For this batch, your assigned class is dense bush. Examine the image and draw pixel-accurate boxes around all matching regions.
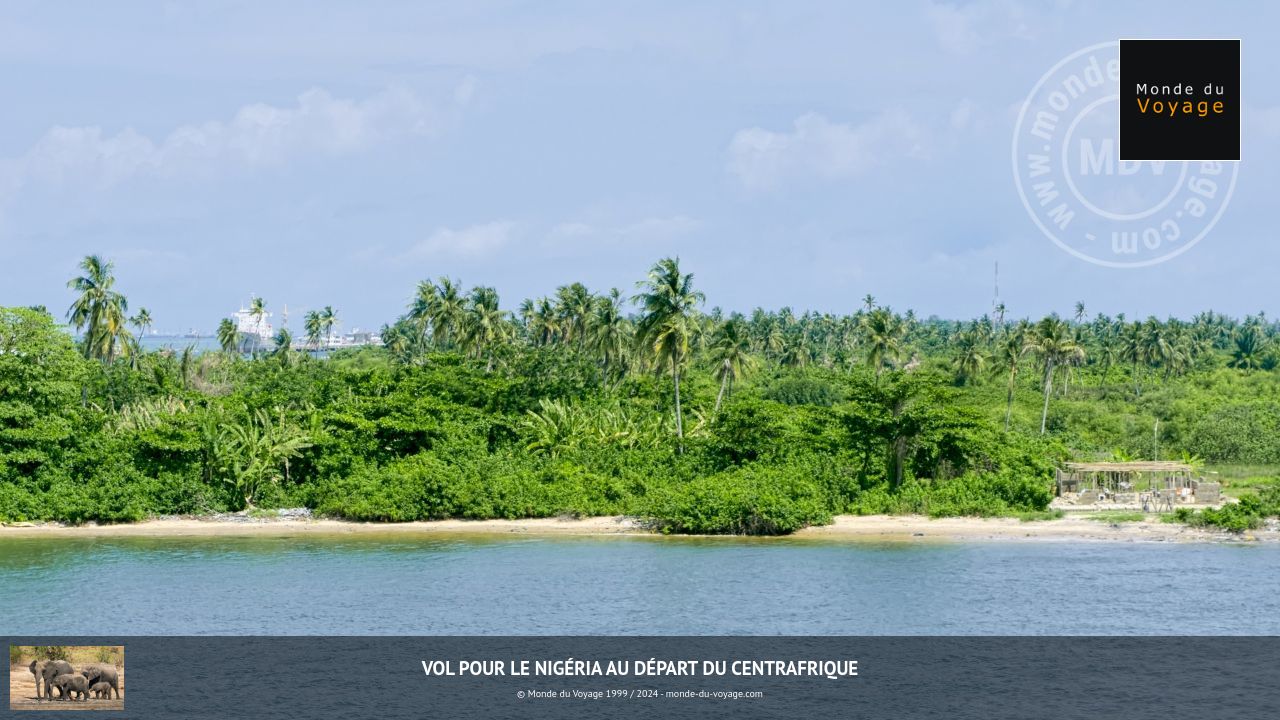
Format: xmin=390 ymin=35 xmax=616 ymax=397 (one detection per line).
xmin=315 ymin=454 xmax=458 ymax=521
xmin=645 ymin=464 xmax=833 ymax=535
xmin=314 ymin=452 xmax=631 ymax=522
xmin=762 ymin=375 xmax=847 ymax=407
xmin=874 ymin=471 xmax=1055 ymax=518
xmin=0 ymin=308 xmax=87 ymax=477
xmin=1183 ymin=404 xmax=1280 ymax=464
xmin=1173 ymin=486 xmax=1280 ymax=532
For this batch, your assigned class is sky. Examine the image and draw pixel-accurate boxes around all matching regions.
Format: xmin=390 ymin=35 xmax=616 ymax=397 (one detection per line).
xmin=1 ymin=0 xmax=1277 ymax=334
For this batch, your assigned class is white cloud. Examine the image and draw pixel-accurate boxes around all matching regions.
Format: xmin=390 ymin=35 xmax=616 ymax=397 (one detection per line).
xmin=927 ymin=3 xmax=983 ymax=55
xmin=1247 ymin=105 xmax=1280 ymax=140
xmin=548 ymin=214 xmax=699 ymax=244
xmin=949 ymin=98 xmax=978 ymax=131
xmin=4 ymin=86 xmax=442 ymax=193
xmin=726 ymin=111 xmax=926 ymax=191
xmin=926 ymin=1 xmax=1043 ymax=55
xmin=406 ymin=221 xmax=516 ymax=260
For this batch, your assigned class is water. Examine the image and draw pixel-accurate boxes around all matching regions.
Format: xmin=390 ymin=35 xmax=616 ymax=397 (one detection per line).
xmin=137 ymin=335 xmax=221 ymax=353
xmin=2 ymin=535 xmax=1277 ymax=635
xmin=136 ymin=336 xmax=341 ymax=357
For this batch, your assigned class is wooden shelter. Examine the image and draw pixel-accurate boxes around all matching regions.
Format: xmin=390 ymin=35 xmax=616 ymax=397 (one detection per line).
xmin=1056 ymin=461 xmax=1203 ymax=505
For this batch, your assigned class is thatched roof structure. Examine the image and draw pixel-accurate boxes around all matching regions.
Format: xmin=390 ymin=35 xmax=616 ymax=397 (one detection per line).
xmin=1063 ymin=461 xmax=1192 ymax=473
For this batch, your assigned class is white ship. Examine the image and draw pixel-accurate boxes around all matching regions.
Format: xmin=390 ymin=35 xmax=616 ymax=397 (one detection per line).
xmin=289 ymin=328 xmax=383 ymax=351
xmin=233 ymin=300 xmax=273 ymax=348
xmin=228 ymin=298 xmax=382 ymax=351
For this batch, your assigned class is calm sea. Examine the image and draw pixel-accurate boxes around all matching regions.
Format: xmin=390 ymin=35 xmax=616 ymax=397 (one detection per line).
xmin=1 ymin=535 xmax=1277 ymax=635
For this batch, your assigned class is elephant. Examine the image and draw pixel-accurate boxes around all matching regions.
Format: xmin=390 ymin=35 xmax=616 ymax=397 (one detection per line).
xmin=90 ymin=681 xmax=113 ymax=699
xmin=37 ymin=660 xmax=74 ymax=701
xmin=52 ymin=673 xmax=89 ymax=701
xmin=81 ymin=664 xmax=122 ymax=700
xmin=28 ymin=661 xmax=43 ymax=701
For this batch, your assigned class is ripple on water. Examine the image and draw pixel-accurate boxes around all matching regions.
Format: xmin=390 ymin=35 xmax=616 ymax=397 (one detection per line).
xmin=1 ymin=536 xmax=1277 ymax=635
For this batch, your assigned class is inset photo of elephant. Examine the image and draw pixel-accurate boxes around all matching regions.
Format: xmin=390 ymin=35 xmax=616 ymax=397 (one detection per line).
xmin=8 ymin=645 xmax=124 ymax=711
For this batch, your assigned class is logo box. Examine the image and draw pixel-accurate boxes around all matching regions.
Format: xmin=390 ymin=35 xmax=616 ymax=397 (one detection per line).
xmin=1119 ymin=39 xmax=1240 ymax=161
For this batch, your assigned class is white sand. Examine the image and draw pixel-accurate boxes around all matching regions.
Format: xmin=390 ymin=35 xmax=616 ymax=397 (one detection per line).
xmin=1 ymin=513 xmax=1273 ymax=542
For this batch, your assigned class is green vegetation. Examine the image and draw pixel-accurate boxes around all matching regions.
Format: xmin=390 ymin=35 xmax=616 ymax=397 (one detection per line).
xmin=1010 ymin=510 xmax=1064 ymax=522
xmin=1205 ymin=467 xmax=1280 ymax=499
xmin=4 ymin=255 xmax=1280 ymax=534
xmin=1171 ymin=488 xmax=1280 ymax=533
xmin=11 ymin=646 xmax=124 ymax=665
xmin=1085 ymin=511 xmax=1149 ymax=523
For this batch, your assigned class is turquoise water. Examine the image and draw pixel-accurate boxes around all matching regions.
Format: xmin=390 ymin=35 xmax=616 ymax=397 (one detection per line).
xmin=1 ymin=535 xmax=1277 ymax=635
xmin=137 ymin=336 xmax=222 ymax=353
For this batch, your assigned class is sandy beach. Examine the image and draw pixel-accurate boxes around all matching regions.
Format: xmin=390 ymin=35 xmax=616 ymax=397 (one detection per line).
xmin=1 ymin=513 xmax=1274 ymax=543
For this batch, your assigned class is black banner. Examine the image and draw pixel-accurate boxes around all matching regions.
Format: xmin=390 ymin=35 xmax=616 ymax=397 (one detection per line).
xmin=6 ymin=637 xmax=1279 ymax=719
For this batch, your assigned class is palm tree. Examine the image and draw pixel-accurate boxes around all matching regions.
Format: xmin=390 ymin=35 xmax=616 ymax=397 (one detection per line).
xmin=248 ymin=297 xmax=267 ymax=353
xmin=555 ymin=282 xmax=595 ymax=346
xmin=997 ymin=322 xmax=1028 ymax=430
xmin=66 ymin=254 xmax=132 ymax=362
xmin=271 ymin=328 xmax=296 ymax=366
xmin=1228 ymin=324 xmax=1270 ymax=370
xmin=525 ymin=297 xmax=559 ymax=346
xmin=431 ymin=278 xmax=466 ymax=348
xmin=408 ymin=279 xmax=437 ymax=345
xmin=320 ymin=306 xmax=338 ymax=348
xmin=1094 ymin=320 xmax=1120 ymax=388
xmin=303 ymin=310 xmax=324 ymax=351
xmin=462 ymin=286 xmax=511 ymax=370
xmin=380 ymin=323 xmax=411 ymax=358
xmin=1119 ymin=321 xmax=1149 ymax=395
xmin=1059 ymin=326 xmax=1087 ymax=395
xmin=952 ymin=329 xmax=988 ymax=385
xmin=633 ymin=257 xmax=704 ymax=447
xmin=217 ymin=318 xmax=240 ymax=354
xmin=763 ymin=322 xmax=785 ymax=359
xmin=859 ymin=307 xmax=906 ymax=382
xmin=130 ymin=307 xmax=153 ymax=337
xmin=1073 ymin=301 xmax=1087 ymax=324
xmin=1025 ymin=316 xmax=1084 ymax=434
xmin=1140 ymin=317 xmax=1173 ymax=380
xmin=125 ymin=336 xmax=145 ymax=371
xmin=779 ymin=338 xmax=810 ymax=368
xmin=709 ymin=318 xmax=756 ymax=413
xmin=588 ymin=289 xmax=629 ymax=379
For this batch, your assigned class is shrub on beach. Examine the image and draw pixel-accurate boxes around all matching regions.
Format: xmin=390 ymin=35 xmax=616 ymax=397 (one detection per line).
xmin=644 ymin=464 xmax=833 ymax=535
xmin=845 ymin=471 xmax=1053 ymax=518
xmin=1173 ymin=487 xmax=1280 ymax=532
xmin=313 ymin=452 xmax=631 ymax=522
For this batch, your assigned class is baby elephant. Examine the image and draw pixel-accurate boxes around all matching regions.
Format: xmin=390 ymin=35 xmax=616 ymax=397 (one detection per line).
xmin=52 ymin=674 xmax=89 ymax=701
xmin=81 ymin=665 xmax=121 ymax=700
xmin=90 ymin=681 xmax=113 ymax=699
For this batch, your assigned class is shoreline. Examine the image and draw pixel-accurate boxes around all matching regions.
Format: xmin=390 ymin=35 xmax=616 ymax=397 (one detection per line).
xmin=0 ymin=513 xmax=1273 ymax=543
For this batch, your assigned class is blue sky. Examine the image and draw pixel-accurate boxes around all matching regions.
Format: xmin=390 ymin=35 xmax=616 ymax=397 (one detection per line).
xmin=1 ymin=1 xmax=1277 ymax=334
